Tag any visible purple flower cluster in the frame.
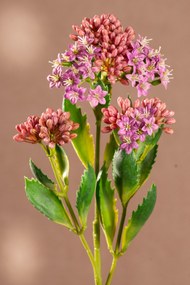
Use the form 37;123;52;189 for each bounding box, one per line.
126;35;173;97
102;97;175;154
47;37;108;107
13;109;79;148
117;112;158;154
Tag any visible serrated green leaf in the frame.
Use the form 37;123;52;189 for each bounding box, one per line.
29;159;55;191
121;184;157;253
98;167;118;250
136;128;162;162
104;133;118;170
25;178;73;229
112;150;139;206
76;165;96;226
63;99;95;168
138;145;158;186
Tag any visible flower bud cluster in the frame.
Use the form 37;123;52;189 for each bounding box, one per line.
13;116;41;144
13;109;79;148
102;97;175;154
70;13;135;84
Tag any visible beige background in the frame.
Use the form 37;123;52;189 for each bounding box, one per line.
0;0;189;284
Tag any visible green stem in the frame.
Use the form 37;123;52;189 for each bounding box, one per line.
64;195;80;232
95;119;101;176
79;234;97;275
115;204;127;254
105;255;118;285
93;117;102;285
79;233;104;285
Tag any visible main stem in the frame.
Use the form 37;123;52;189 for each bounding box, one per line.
93;117;102;285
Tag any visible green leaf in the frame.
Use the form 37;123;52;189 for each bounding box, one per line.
104;133;118;170
121;184;157;253
76;165;96;227
53;145;69;185
63;99;95;168
25;178;73;229
136;128;162;162
138;145;158;186
112;150;139;206
98;167;118;250
29;159;55;191
151;79;161;86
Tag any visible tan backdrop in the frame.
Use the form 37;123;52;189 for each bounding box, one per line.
0;0;189;284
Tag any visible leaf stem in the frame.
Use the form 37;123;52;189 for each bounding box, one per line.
115;204;128;254
79;233;97;273
64;195;80;232
105;255;118;285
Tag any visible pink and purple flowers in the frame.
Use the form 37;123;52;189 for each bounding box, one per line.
126;35;173;97
18;13;175;155
47;36;107;108
13;15;176;285
47;14;173;107
102;97;175;154
87;85;107;107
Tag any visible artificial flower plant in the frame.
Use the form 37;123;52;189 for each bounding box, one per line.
14;14;175;285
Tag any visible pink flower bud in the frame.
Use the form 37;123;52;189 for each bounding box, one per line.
110;44;116;51
110;32;116;40
94;16;101;27
168;111;175;117
163;127;174;134
165;118;176;124
134;99;140;108
117;97;131;114
161;110;170;117
120;78;129;85
69;34;78;41
115;35;122;45
112;49;118;57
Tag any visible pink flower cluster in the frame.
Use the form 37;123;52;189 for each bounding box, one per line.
102;97;175;154
70;14;135;84
126;35;173;97
13;109;79;148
